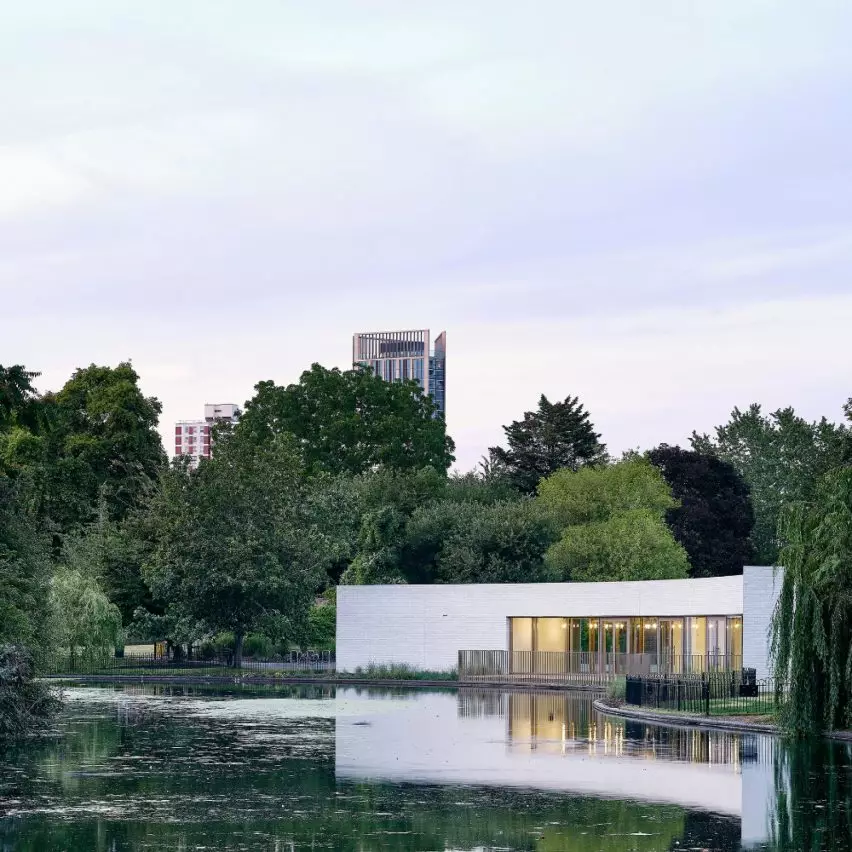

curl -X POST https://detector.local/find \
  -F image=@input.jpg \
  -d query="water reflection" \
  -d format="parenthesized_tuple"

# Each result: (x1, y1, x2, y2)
(0, 683, 849, 850)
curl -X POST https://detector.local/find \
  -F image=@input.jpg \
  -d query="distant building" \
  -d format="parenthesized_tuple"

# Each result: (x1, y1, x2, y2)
(352, 329, 446, 416)
(174, 402, 241, 466)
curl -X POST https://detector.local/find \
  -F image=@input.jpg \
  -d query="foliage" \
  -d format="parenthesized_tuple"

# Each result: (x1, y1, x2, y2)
(0, 645, 61, 741)
(692, 404, 850, 565)
(307, 590, 336, 650)
(433, 500, 559, 583)
(0, 474, 51, 655)
(49, 567, 123, 662)
(647, 445, 755, 577)
(771, 468, 852, 735)
(606, 676, 626, 702)
(144, 433, 331, 666)
(545, 509, 691, 582)
(538, 459, 689, 582)
(489, 393, 607, 494)
(0, 365, 42, 433)
(236, 364, 455, 476)
(538, 457, 676, 526)
(44, 362, 167, 527)
(349, 663, 458, 681)
(343, 498, 558, 585)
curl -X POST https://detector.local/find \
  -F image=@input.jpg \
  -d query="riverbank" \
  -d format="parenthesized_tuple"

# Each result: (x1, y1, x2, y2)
(593, 698, 852, 742)
(43, 673, 607, 692)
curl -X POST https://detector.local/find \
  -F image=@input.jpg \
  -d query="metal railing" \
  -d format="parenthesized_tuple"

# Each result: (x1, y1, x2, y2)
(624, 673, 777, 716)
(458, 650, 744, 685)
(41, 650, 336, 678)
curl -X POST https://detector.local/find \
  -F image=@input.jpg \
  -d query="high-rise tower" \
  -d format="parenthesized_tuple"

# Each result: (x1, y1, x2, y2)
(352, 329, 446, 416)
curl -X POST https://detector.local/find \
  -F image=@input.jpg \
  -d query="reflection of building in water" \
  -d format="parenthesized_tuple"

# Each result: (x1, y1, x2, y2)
(506, 692, 745, 767)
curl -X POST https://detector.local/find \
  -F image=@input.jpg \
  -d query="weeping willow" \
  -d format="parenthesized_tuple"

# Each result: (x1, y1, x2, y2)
(772, 468, 852, 735)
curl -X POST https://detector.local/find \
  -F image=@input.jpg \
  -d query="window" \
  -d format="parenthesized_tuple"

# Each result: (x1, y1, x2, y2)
(175, 426, 182, 435)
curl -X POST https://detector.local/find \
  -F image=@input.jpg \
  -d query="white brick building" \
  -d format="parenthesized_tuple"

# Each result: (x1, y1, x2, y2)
(337, 566, 781, 678)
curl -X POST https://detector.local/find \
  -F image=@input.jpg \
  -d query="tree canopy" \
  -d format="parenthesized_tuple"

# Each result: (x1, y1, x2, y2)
(772, 467, 852, 735)
(489, 394, 607, 494)
(538, 459, 690, 582)
(648, 444, 755, 578)
(235, 364, 455, 476)
(144, 433, 331, 665)
(692, 404, 849, 565)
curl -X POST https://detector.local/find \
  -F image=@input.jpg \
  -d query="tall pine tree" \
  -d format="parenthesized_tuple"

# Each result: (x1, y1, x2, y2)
(489, 394, 607, 494)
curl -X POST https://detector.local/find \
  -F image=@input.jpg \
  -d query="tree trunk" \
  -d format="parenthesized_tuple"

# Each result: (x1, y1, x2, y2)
(234, 631, 244, 669)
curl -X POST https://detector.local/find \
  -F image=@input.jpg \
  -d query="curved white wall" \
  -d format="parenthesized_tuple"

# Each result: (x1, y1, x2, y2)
(337, 576, 745, 672)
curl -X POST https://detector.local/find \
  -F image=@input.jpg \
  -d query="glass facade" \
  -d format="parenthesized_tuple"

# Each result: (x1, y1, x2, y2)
(510, 614, 744, 672)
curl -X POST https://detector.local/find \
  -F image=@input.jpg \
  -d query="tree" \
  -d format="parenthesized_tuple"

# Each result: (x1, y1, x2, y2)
(537, 457, 675, 526)
(489, 394, 607, 494)
(43, 362, 167, 528)
(0, 474, 51, 655)
(48, 567, 122, 664)
(771, 468, 852, 735)
(0, 365, 43, 433)
(692, 404, 849, 565)
(0, 645, 61, 740)
(434, 501, 558, 584)
(648, 445, 755, 578)
(538, 458, 690, 582)
(236, 364, 455, 476)
(144, 434, 330, 666)
(544, 509, 691, 582)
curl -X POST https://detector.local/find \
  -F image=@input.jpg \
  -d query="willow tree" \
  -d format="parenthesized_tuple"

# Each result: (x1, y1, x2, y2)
(772, 468, 852, 735)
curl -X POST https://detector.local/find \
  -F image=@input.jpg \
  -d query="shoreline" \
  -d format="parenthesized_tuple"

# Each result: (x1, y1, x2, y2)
(42, 674, 606, 693)
(593, 698, 852, 742)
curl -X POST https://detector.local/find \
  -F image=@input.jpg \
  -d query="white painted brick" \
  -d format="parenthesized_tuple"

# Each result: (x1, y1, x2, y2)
(337, 576, 746, 672)
(742, 565, 783, 680)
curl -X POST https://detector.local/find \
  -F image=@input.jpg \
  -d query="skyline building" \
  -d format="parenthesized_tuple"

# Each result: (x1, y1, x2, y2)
(174, 402, 241, 467)
(352, 328, 446, 416)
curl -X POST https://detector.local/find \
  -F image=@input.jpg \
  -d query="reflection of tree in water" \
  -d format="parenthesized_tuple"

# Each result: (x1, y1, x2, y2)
(0, 687, 750, 851)
(772, 739, 852, 851)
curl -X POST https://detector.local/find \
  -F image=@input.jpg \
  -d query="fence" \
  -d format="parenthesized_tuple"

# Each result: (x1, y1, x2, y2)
(458, 650, 743, 686)
(42, 650, 336, 678)
(624, 673, 777, 716)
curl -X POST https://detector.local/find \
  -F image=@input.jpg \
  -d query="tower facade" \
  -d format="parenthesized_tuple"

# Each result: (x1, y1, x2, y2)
(352, 329, 446, 416)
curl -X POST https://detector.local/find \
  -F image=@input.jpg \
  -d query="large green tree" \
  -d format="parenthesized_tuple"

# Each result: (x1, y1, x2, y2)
(544, 509, 691, 582)
(692, 404, 849, 565)
(144, 434, 330, 666)
(236, 364, 455, 476)
(772, 467, 852, 735)
(648, 445, 755, 578)
(0, 474, 51, 655)
(489, 394, 607, 494)
(538, 458, 690, 582)
(42, 362, 167, 529)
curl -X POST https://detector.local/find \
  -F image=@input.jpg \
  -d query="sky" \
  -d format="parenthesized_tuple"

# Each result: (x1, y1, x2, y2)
(3, 2, 851, 470)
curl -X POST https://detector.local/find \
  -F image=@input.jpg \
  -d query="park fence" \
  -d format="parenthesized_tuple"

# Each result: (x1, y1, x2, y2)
(41, 650, 336, 678)
(624, 671, 777, 716)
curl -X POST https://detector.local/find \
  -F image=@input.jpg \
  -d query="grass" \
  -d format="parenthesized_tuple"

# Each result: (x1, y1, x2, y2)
(606, 676, 626, 703)
(345, 663, 458, 681)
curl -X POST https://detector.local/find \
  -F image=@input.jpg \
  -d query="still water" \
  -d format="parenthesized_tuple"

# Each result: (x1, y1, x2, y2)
(0, 684, 850, 850)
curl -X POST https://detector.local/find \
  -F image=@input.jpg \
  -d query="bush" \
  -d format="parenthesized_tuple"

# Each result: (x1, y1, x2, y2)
(242, 633, 272, 658)
(350, 663, 458, 681)
(0, 645, 61, 741)
(606, 676, 626, 703)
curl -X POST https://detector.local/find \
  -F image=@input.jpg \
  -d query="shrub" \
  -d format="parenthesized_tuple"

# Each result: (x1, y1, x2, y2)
(0, 645, 61, 741)
(606, 676, 626, 703)
(242, 633, 272, 658)
(350, 663, 457, 681)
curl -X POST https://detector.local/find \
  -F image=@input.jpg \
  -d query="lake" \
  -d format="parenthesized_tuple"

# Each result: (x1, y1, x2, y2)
(0, 683, 850, 850)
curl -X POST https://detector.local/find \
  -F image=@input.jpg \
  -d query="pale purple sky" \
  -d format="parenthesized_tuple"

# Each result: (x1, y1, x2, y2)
(3, 2, 851, 469)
